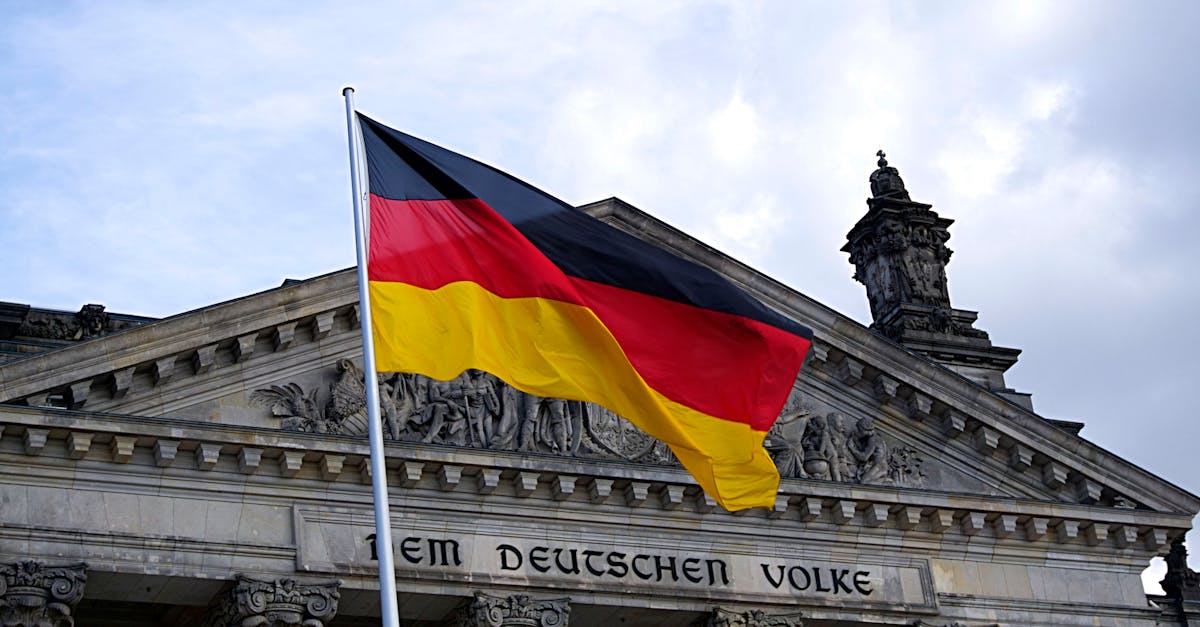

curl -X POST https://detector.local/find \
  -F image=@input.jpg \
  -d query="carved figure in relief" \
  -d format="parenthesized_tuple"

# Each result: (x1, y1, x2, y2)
(827, 412, 855, 481)
(800, 415, 840, 481)
(251, 382, 325, 432)
(848, 416, 888, 484)
(526, 397, 582, 454)
(76, 304, 109, 338)
(766, 406, 809, 479)
(422, 375, 469, 445)
(377, 374, 403, 440)
(488, 383, 522, 450)
(462, 369, 501, 447)
(326, 359, 367, 432)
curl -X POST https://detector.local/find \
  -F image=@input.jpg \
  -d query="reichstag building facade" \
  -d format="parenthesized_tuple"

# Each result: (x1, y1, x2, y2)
(1, 157, 1197, 625)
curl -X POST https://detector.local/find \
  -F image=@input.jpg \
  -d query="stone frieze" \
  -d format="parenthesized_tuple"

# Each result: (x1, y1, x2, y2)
(253, 361, 926, 488)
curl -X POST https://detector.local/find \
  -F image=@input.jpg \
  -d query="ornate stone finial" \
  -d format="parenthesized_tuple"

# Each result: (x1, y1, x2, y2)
(0, 560, 88, 627)
(204, 574, 341, 627)
(703, 607, 805, 627)
(869, 149, 910, 200)
(461, 591, 570, 627)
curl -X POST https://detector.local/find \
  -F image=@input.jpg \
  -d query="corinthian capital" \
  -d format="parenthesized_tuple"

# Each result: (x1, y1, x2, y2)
(0, 560, 88, 627)
(704, 607, 805, 627)
(204, 574, 341, 627)
(460, 591, 570, 627)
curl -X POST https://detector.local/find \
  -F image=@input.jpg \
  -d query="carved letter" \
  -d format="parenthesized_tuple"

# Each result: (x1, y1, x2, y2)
(831, 568, 853, 594)
(854, 570, 873, 595)
(762, 564, 785, 589)
(787, 566, 812, 591)
(606, 552, 628, 578)
(813, 568, 831, 592)
(399, 537, 422, 565)
(427, 539, 461, 566)
(654, 555, 678, 582)
(583, 550, 605, 576)
(529, 547, 551, 573)
(631, 554, 653, 580)
(553, 548, 580, 575)
(681, 557, 703, 584)
(497, 544, 523, 571)
(706, 559, 730, 586)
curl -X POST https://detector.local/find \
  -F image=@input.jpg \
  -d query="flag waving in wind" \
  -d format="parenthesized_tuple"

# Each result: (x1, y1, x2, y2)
(358, 114, 813, 510)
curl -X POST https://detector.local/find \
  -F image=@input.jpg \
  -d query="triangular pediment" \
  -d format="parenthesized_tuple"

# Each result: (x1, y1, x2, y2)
(1, 199, 1195, 519)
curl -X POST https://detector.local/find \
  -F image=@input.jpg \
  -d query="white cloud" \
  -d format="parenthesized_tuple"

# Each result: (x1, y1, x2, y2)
(708, 88, 761, 165)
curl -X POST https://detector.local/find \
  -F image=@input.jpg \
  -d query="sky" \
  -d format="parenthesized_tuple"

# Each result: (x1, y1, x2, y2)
(2, 0, 1198, 594)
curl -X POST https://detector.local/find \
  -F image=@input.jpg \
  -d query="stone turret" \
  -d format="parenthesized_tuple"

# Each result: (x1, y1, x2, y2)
(842, 151, 1030, 409)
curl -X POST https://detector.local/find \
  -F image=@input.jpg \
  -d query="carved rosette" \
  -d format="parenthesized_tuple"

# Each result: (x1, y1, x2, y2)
(702, 607, 805, 627)
(0, 560, 87, 627)
(460, 592, 570, 627)
(204, 574, 341, 627)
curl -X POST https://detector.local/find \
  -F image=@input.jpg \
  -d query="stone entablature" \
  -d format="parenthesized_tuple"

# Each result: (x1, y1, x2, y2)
(0, 405, 1183, 559)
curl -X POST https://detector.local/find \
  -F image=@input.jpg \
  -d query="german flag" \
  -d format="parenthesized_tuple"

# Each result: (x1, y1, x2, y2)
(359, 114, 812, 510)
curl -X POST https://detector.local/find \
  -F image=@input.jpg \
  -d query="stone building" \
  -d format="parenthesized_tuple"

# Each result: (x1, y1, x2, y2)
(1, 156, 1198, 626)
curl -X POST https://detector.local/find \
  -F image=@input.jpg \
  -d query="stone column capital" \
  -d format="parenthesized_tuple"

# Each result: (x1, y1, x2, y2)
(0, 560, 88, 627)
(204, 573, 341, 627)
(702, 607, 805, 627)
(461, 591, 570, 627)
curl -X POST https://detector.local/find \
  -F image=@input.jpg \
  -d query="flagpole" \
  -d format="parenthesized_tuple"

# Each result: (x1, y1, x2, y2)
(342, 86, 402, 627)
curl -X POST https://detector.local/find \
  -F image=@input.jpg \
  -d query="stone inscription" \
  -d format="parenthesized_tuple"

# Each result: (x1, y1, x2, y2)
(760, 563, 871, 595)
(495, 543, 731, 587)
(361, 533, 885, 600)
(294, 508, 937, 612)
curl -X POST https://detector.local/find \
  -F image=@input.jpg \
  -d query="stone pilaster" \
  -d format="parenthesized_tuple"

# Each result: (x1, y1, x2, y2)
(0, 560, 87, 627)
(203, 574, 341, 627)
(459, 591, 570, 626)
(701, 607, 804, 627)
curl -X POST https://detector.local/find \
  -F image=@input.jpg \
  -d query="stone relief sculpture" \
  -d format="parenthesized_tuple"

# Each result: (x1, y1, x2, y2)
(764, 407, 925, 488)
(255, 363, 920, 484)
(16, 304, 139, 341)
(251, 359, 367, 435)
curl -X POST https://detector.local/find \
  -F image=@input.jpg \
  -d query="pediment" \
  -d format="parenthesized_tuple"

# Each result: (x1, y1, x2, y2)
(1, 200, 1195, 519)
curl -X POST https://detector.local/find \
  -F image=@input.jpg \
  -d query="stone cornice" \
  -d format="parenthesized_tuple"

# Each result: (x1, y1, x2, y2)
(0, 270, 358, 404)
(0, 404, 1187, 567)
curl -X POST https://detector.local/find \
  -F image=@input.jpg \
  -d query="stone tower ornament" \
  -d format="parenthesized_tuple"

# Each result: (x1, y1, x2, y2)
(843, 151, 1025, 397)
(868, 150, 910, 200)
